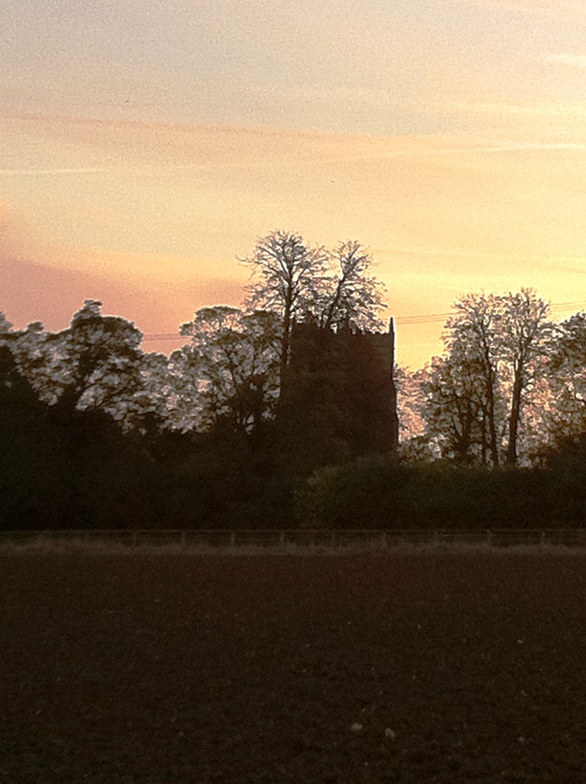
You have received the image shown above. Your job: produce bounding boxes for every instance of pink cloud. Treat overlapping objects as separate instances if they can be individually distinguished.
[0,252,244,352]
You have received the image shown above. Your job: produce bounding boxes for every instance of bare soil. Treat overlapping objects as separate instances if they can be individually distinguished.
[1,550,585,783]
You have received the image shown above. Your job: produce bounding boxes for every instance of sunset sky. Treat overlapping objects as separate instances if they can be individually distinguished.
[2,0,586,367]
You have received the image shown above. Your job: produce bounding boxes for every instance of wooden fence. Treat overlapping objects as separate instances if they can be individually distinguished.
[1,528,586,550]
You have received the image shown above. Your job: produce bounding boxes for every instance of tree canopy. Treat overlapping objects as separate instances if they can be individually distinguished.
[3,235,586,531]
[241,230,387,385]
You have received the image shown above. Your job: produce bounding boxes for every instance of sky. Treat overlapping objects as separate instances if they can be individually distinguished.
[1,0,586,368]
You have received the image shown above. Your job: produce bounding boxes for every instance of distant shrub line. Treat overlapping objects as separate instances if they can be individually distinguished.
[2,425,585,530]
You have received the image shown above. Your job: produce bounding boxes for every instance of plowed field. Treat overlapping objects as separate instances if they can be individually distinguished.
[1,550,585,783]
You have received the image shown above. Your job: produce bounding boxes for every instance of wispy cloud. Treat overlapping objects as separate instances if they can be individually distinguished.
[435,99,586,147]
[0,109,499,173]
[451,0,586,16]
[7,108,585,171]
[446,101,586,118]
[545,54,586,68]
[466,142,586,152]
[0,164,230,177]
[0,168,124,176]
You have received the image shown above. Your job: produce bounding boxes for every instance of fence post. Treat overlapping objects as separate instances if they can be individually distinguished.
[229,531,236,549]
[381,531,387,550]
[180,531,186,550]
[279,530,285,547]
[540,530,546,547]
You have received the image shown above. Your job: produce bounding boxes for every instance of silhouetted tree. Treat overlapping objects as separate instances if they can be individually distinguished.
[241,231,387,392]
[544,312,586,446]
[442,293,504,465]
[7,301,144,424]
[500,289,552,464]
[179,306,281,432]
[50,300,144,421]
[421,354,485,463]
[242,231,329,384]
[421,290,552,466]
[320,241,386,332]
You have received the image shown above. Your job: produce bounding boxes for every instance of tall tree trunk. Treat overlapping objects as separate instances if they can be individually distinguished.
[483,353,499,467]
[487,399,499,466]
[506,361,524,465]
[278,288,293,400]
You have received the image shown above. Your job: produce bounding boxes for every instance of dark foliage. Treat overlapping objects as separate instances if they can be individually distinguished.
[0,346,163,529]
[296,456,553,530]
[2,297,586,532]
[542,434,586,525]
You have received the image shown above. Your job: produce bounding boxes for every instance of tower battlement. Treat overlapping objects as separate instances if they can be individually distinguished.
[280,320,399,471]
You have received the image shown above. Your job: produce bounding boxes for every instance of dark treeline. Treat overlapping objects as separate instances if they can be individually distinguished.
[2,231,586,530]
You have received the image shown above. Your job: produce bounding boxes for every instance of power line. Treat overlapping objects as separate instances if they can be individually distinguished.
[395,313,453,325]
[142,300,586,342]
[550,300,586,312]
[143,335,183,342]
